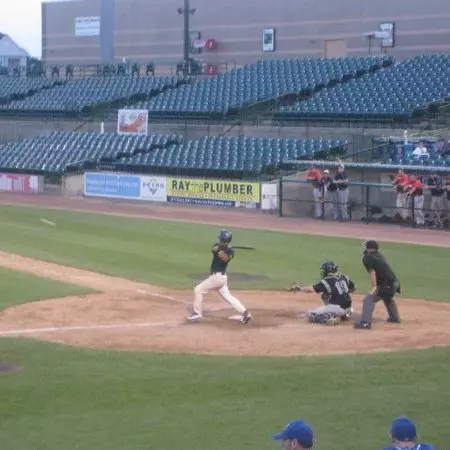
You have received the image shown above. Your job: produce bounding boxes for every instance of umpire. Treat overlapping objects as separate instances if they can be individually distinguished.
[354,240,401,329]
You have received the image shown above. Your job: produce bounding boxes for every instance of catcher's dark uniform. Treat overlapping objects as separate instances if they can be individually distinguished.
[309,274,355,324]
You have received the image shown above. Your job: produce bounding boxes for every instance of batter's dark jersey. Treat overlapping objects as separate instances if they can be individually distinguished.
[362,252,397,286]
[210,244,234,274]
[313,274,354,309]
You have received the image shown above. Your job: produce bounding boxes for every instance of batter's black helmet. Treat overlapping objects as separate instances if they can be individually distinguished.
[218,229,232,243]
[320,260,338,278]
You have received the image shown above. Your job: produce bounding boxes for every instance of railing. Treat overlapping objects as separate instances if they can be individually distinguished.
[343,126,450,163]
[278,178,450,230]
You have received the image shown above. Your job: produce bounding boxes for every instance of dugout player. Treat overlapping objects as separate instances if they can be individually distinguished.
[392,169,409,220]
[306,165,323,218]
[354,240,401,329]
[382,417,436,450]
[289,261,355,325]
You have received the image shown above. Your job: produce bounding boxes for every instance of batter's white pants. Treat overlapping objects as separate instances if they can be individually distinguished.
[193,273,247,316]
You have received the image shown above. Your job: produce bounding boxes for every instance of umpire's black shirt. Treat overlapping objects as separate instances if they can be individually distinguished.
[362,251,397,286]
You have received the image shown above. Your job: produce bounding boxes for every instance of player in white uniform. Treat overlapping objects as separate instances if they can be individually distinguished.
[186,229,251,324]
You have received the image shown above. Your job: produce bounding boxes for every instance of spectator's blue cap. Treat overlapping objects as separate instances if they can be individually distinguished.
[391,417,417,442]
[273,420,314,448]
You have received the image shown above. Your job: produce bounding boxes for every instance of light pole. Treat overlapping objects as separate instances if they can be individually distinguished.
[177,0,196,75]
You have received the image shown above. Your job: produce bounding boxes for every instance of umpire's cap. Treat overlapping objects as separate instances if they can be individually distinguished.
[390,417,417,442]
[364,240,379,251]
[273,420,314,448]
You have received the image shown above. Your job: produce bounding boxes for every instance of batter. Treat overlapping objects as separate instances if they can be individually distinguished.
[186,229,252,324]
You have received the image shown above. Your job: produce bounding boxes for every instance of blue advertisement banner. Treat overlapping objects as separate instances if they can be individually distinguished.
[84,172,141,199]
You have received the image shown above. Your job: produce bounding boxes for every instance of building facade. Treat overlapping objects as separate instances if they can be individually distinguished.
[42,0,450,68]
[0,33,30,70]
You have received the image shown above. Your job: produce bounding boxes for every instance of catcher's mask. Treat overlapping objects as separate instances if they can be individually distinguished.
[320,260,338,278]
[218,229,232,244]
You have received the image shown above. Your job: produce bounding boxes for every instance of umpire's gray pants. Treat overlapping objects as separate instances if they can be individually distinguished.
[360,282,400,324]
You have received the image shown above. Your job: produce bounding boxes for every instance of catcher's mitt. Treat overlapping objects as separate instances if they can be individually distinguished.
[288,283,302,293]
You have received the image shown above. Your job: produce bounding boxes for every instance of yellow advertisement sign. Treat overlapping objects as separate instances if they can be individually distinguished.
[166,177,260,208]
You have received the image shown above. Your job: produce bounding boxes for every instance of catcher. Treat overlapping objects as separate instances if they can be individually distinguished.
[289,260,355,325]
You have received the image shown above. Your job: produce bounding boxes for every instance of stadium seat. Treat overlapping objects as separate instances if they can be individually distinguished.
[128,56,393,117]
[275,54,450,120]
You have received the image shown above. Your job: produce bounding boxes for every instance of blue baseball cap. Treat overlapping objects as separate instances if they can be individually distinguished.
[273,420,314,448]
[391,417,417,442]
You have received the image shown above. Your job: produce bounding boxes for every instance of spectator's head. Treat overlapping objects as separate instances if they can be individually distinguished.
[419,141,426,148]
[273,420,314,449]
[323,169,330,178]
[398,169,405,175]
[409,174,417,182]
[337,164,345,173]
[390,417,417,445]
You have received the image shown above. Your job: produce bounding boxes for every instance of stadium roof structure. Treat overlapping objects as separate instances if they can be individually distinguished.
[0,33,30,57]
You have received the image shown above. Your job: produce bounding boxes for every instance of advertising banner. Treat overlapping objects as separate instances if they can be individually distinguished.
[75,17,100,37]
[84,172,141,199]
[261,183,278,210]
[117,109,148,135]
[166,177,260,208]
[140,176,167,202]
[0,173,39,194]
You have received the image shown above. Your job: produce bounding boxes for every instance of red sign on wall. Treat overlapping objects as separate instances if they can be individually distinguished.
[0,173,39,193]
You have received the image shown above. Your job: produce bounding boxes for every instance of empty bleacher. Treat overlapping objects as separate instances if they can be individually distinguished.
[0,75,60,104]
[0,131,347,176]
[0,76,186,115]
[0,131,182,173]
[117,135,347,175]
[128,56,393,117]
[276,54,450,121]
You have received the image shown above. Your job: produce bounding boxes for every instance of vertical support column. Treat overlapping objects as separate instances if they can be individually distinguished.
[278,177,283,217]
[100,0,115,64]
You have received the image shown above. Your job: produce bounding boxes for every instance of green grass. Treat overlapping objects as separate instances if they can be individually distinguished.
[0,339,447,450]
[0,266,93,311]
[0,204,448,300]
[0,204,447,449]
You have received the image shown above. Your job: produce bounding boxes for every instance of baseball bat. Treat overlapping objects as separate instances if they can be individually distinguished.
[233,245,256,250]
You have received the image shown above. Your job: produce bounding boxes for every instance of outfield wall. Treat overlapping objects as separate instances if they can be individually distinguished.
[55,167,450,229]
[0,173,44,194]
[81,171,266,209]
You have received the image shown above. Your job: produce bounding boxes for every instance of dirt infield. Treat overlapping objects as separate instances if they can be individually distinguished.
[0,193,449,357]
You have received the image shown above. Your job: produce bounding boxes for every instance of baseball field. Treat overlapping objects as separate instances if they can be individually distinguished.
[0,196,449,450]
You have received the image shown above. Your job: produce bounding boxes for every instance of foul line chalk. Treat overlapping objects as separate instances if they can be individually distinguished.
[135,289,178,302]
[0,321,181,336]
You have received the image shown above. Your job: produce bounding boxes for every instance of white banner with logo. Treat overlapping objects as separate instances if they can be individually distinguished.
[140,176,167,202]
[261,182,278,210]
[75,17,100,37]
[117,109,148,135]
